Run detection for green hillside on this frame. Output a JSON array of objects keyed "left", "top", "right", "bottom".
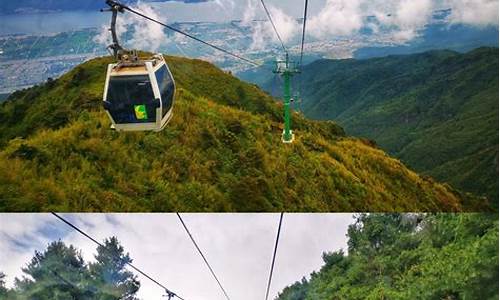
[
  {"left": 277, "top": 213, "right": 498, "bottom": 300},
  {"left": 291, "top": 47, "right": 498, "bottom": 204},
  {"left": 0, "top": 55, "right": 486, "bottom": 212},
  {"left": 0, "top": 94, "right": 10, "bottom": 102}
]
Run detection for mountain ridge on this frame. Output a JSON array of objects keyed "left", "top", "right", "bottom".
[
  {"left": 281, "top": 47, "right": 498, "bottom": 205},
  {"left": 0, "top": 55, "right": 488, "bottom": 212}
]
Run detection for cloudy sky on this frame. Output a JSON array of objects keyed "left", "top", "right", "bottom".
[
  {"left": 2, "top": 0, "right": 498, "bottom": 51},
  {"left": 153, "top": 0, "right": 499, "bottom": 26},
  {"left": 97, "top": 0, "right": 498, "bottom": 53},
  {"left": 153, "top": 0, "right": 499, "bottom": 35},
  {"left": 0, "top": 213, "right": 354, "bottom": 300}
]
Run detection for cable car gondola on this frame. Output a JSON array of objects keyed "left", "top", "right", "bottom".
[
  {"left": 102, "top": 0, "right": 175, "bottom": 132},
  {"left": 103, "top": 53, "right": 175, "bottom": 131}
]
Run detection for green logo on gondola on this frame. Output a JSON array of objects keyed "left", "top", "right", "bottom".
[{"left": 134, "top": 105, "right": 148, "bottom": 120}]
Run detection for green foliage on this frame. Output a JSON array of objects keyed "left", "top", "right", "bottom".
[
  {"left": 12, "top": 240, "right": 94, "bottom": 300},
  {"left": 277, "top": 213, "right": 499, "bottom": 300},
  {"left": 292, "top": 47, "right": 499, "bottom": 205},
  {"left": 89, "top": 237, "right": 140, "bottom": 300},
  {"left": 0, "top": 55, "right": 486, "bottom": 212},
  {"left": 278, "top": 277, "right": 309, "bottom": 300},
  {"left": 0, "top": 238, "right": 139, "bottom": 300},
  {"left": 0, "top": 273, "right": 7, "bottom": 296}
]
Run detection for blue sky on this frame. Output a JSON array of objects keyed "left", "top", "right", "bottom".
[{"left": 0, "top": 213, "right": 354, "bottom": 300}]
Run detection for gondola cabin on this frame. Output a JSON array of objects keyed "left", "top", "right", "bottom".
[{"left": 103, "top": 54, "right": 175, "bottom": 132}]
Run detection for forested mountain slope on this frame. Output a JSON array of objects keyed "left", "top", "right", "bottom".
[
  {"left": 277, "top": 213, "right": 498, "bottom": 300},
  {"left": 289, "top": 48, "right": 498, "bottom": 204},
  {"left": 0, "top": 55, "right": 486, "bottom": 212}
]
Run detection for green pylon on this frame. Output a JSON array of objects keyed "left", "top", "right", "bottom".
[{"left": 274, "top": 53, "right": 299, "bottom": 144}]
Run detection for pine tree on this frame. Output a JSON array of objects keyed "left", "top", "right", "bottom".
[
  {"left": 14, "top": 240, "right": 94, "bottom": 299},
  {"left": 89, "top": 237, "right": 140, "bottom": 300},
  {"left": 0, "top": 272, "right": 8, "bottom": 297}
]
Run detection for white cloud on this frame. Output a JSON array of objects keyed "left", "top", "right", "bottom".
[
  {"left": 242, "top": 0, "right": 300, "bottom": 50},
  {"left": 243, "top": 0, "right": 436, "bottom": 48},
  {"left": 309, "top": 0, "right": 364, "bottom": 38},
  {"left": 94, "top": 2, "right": 169, "bottom": 53},
  {"left": 92, "top": 0, "right": 498, "bottom": 59},
  {"left": 0, "top": 213, "right": 354, "bottom": 300},
  {"left": 376, "top": 0, "right": 434, "bottom": 42},
  {"left": 0, "top": 214, "right": 58, "bottom": 286},
  {"left": 269, "top": 6, "right": 301, "bottom": 43},
  {"left": 127, "top": 3, "right": 168, "bottom": 52},
  {"left": 445, "top": 0, "right": 499, "bottom": 26},
  {"left": 214, "top": 0, "right": 236, "bottom": 18},
  {"left": 241, "top": 0, "right": 265, "bottom": 49}
]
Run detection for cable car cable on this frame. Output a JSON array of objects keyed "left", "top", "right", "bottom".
[
  {"left": 51, "top": 269, "right": 78, "bottom": 289},
  {"left": 258, "top": 0, "right": 287, "bottom": 54},
  {"left": 299, "top": 0, "right": 309, "bottom": 66},
  {"left": 51, "top": 212, "right": 186, "bottom": 300},
  {"left": 105, "top": 0, "right": 261, "bottom": 67},
  {"left": 264, "top": 212, "right": 284, "bottom": 300},
  {"left": 51, "top": 269, "right": 98, "bottom": 297},
  {"left": 176, "top": 213, "right": 231, "bottom": 300}
]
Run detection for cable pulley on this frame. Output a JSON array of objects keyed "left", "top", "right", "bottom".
[{"left": 101, "top": 0, "right": 139, "bottom": 64}]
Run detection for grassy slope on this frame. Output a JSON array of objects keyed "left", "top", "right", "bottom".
[
  {"left": 297, "top": 47, "right": 498, "bottom": 203},
  {"left": 0, "top": 55, "right": 484, "bottom": 212}
]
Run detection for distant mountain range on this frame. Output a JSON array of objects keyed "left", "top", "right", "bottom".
[
  {"left": 354, "top": 21, "right": 499, "bottom": 59},
  {"left": 272, "top": 47, "right": 498, "bottom": 204}
]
